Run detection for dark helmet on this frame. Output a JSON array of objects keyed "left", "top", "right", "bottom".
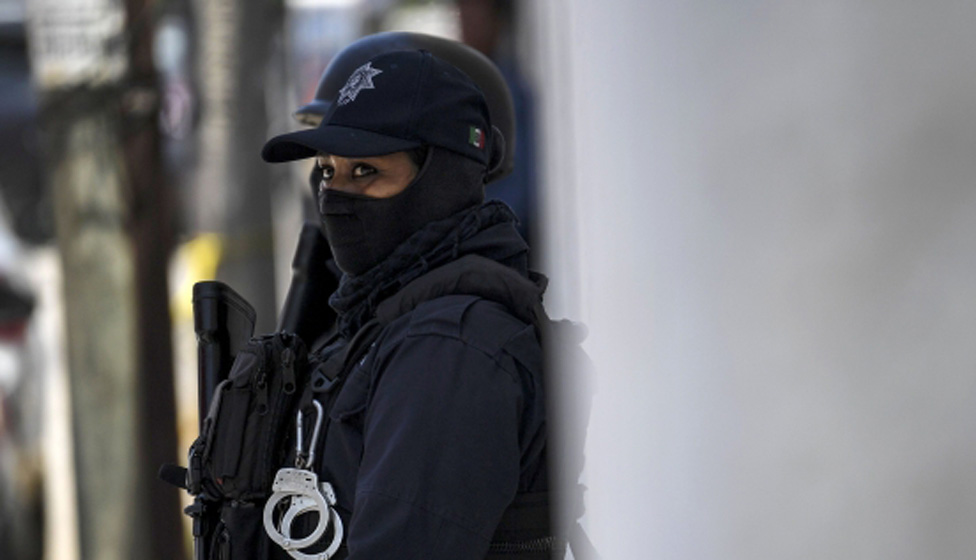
[{"left": 294, "top": 31, "right": 516, "bottom": 183}]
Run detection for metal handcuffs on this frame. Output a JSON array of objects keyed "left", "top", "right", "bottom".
[{"left": 263, "top": 400, "right": 344, "bottom": 559}]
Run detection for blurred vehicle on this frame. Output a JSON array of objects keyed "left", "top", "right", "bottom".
[{"left": 0, "top": 212, "right": 43, "bottom": 560}]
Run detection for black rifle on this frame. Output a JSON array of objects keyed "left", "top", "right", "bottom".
[
  {"left": 185, "top": 281, "right": 256, "bottom": 560},
  {"left": 162, "top": 224, "right": 336, "bottom": 560},
  {"left": 276, "top": 222, "right": 338, "bottom": 345}
]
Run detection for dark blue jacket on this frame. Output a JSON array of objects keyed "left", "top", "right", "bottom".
[{"left": 294, "top": 202, "right": 549, "bottom": 559}]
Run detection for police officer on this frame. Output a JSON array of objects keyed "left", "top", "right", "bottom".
[{"left": 257, "top": 49, "right": 555, "bottom": 559}]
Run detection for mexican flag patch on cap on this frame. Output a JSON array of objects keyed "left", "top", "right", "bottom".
[{"left": 468, "top": 126, "right": 486, "bottom": 149}]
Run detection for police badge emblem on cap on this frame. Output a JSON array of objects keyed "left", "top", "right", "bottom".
[{"left": 337, "top": 62, "right": 383, "bottom": 106}]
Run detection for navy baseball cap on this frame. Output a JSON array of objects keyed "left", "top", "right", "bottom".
[{"left": 262, "top": 50, "right": 494, "bottom": 167}]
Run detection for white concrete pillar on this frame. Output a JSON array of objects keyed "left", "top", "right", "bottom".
[{"left": 527, "top": 2, "right": 976, "bottom": 558}]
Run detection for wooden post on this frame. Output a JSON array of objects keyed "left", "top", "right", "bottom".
[{"left": 121, "top": 0, "right": 187, "bottom": 557}]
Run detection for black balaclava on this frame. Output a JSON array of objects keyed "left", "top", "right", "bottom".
[{"left": 317, "top": 146, "right": 486, "bottom": 276}]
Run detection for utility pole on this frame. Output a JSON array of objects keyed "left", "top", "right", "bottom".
[
  {"left": 122, "top": 0, "right": 187, "bottom": 557},
  {"left": 26, "top": 0, "right": 184, "bottom": 558}
]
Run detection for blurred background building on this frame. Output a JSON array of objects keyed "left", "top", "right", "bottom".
[{"left": 0, "top": 0, "right": 974, "bottom": 558}]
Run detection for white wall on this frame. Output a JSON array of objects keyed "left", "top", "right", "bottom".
[{"left": 527, "top": 2, "right": 976, "bottom": 558}]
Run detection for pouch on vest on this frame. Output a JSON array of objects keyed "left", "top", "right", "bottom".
[{"left": 189, "top": 332, "right": 308, "bottom": 502}]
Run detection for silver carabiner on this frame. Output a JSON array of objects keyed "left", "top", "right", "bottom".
[{"left": 295, "top": 400, "right": 324, "bottom": 470}]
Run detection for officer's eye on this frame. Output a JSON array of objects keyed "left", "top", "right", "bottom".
[
  {"left": 315, "top": 155, "right": 334, "bottom": 178},
  {"left": 352, "top": 164, "right": 376, "bottom": 179},
  {"left": 320, "top": 165, "right": 335, "bottom": 180}
]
